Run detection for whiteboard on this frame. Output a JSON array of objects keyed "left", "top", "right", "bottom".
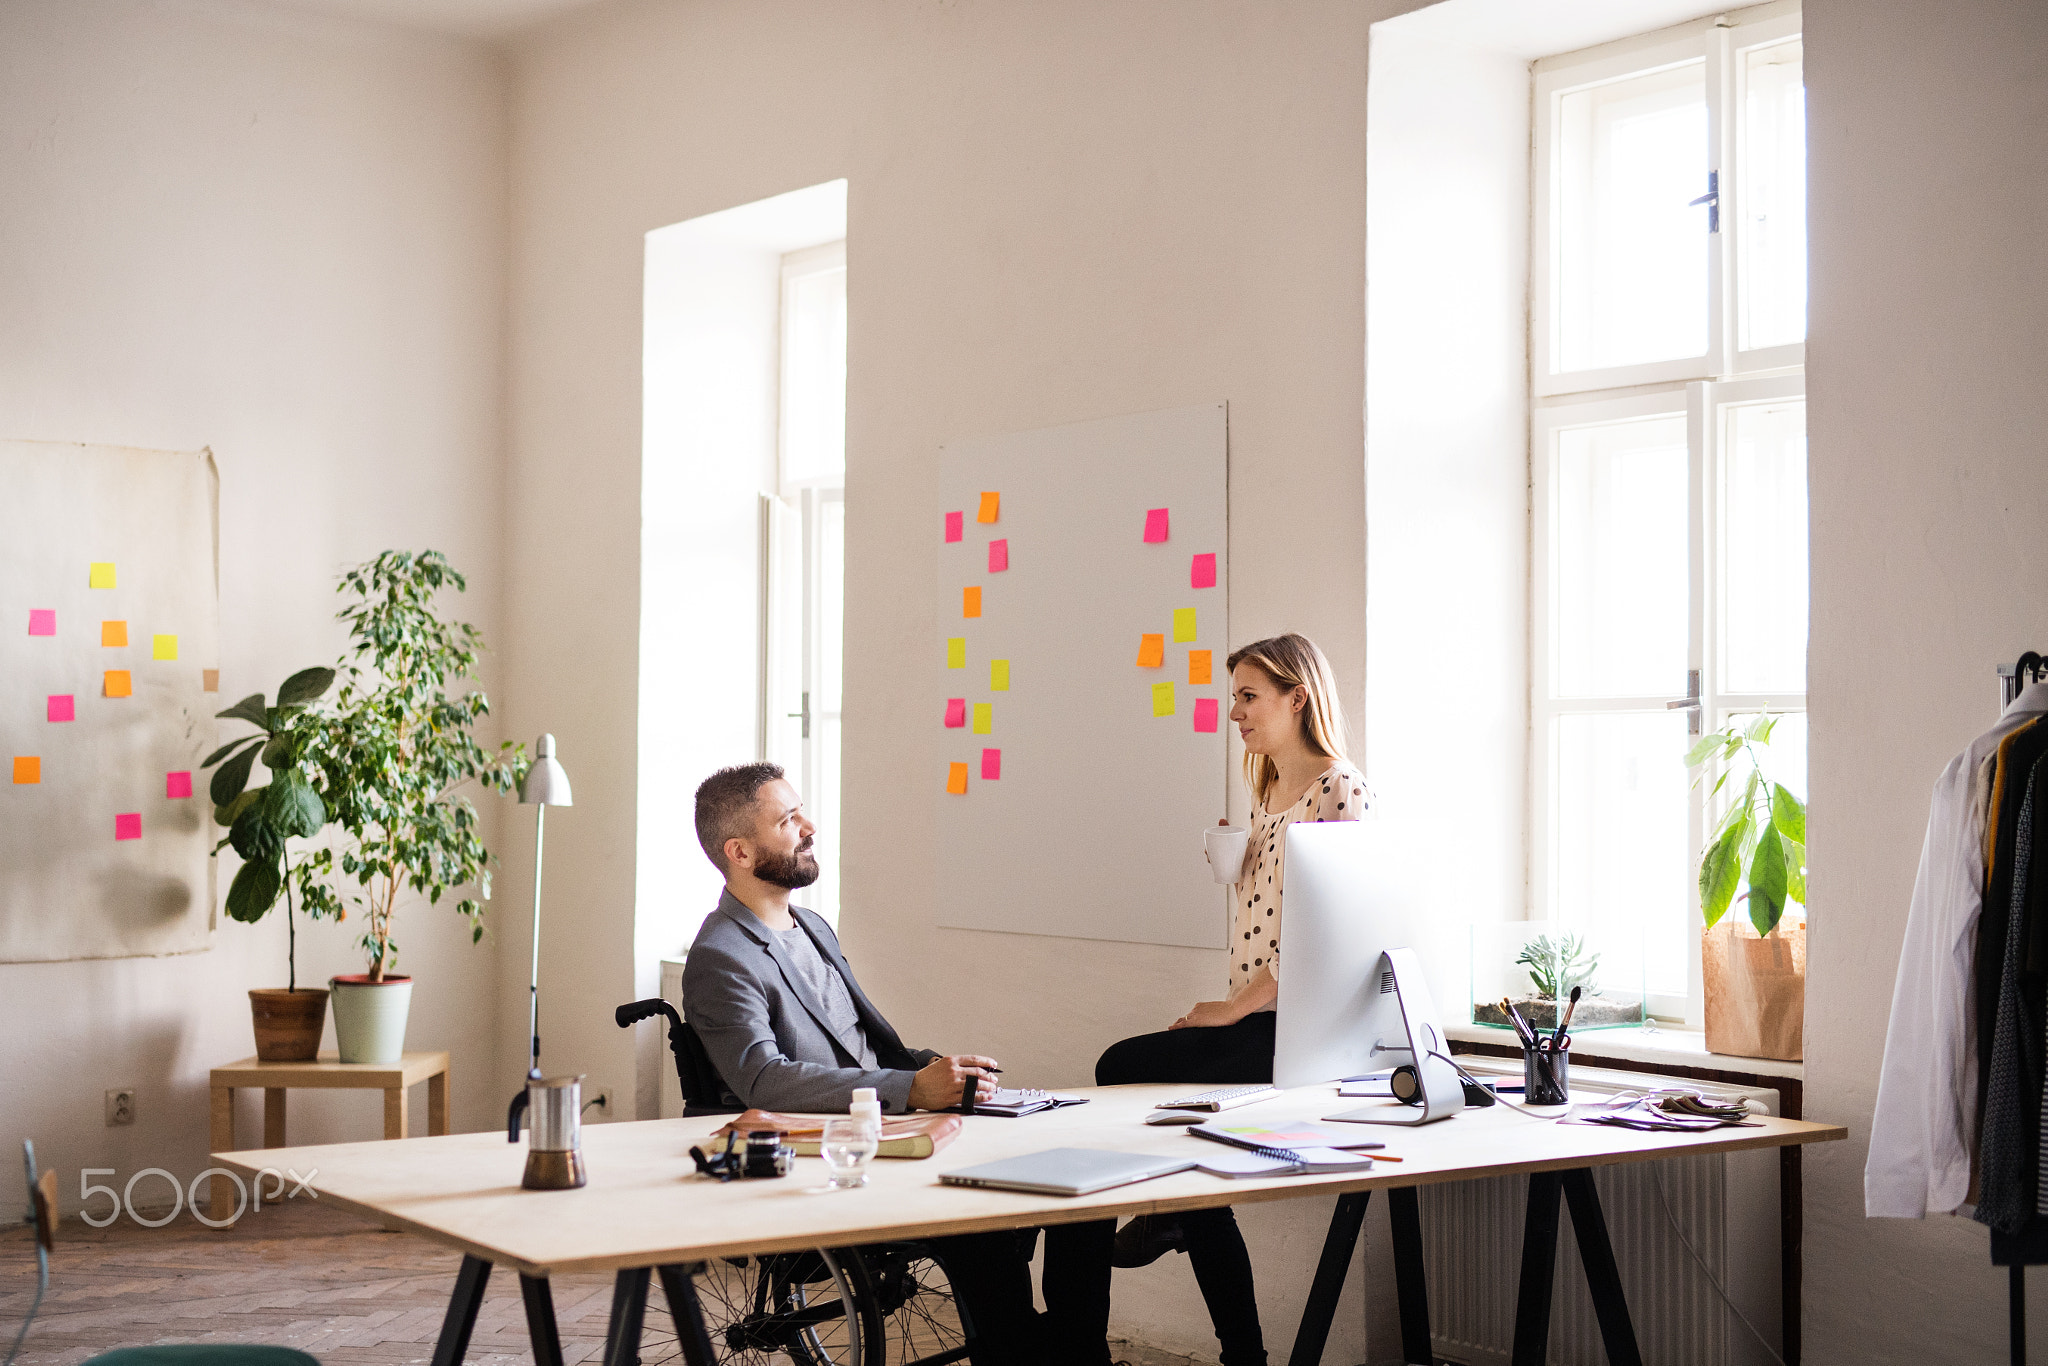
[
  {"left": 0, "top": 441, "right": 221, "bottom": 961},
  {"left": 934, "top": 403, "right": 1228, "bottom": 947}
]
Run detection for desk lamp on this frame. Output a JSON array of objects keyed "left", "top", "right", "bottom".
[{"left": 516, "top": 733, "right": 573, "bottom": 1081}]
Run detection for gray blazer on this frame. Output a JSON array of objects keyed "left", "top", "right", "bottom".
[{"left": 682, "top": 891, "right": 939, "bottom": 1114}]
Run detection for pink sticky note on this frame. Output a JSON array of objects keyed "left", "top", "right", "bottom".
[
  {"left": 115, "top": 813, "right": 141, "bottom": 841},
  {"left": 944, "top": 698, "right": 966, "bottom": 728},
  {"left": 945, "top": 511, "right": 964, "bottom": 543},
  {"left": 989, "top": 538, "right": 1009, "bottom": 572},
  {"left": 1191, "top": 553, "right": 1217, "bottom": 589},
  {"left": 28, "top": 609, "right": 55, "bottom": 636},
  {"left": 1143, "top": 508, "right": 1169, "bottom": 543},
  {"left": 46, "top": 695, "right": 74, "bottom": 723},
  {"left": 167, "top": 771, "right": 193, "bottom": 799},
  {"left": 1194, "top": 698, "right": 1220, "bottom": 733},
  {"left": 981, "top": 748, "right": 1002, "bottom": 780}
]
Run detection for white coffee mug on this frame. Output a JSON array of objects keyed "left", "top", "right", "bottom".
[{"left": 1204, "top": 825, "right": 1249, "bottom": 885}]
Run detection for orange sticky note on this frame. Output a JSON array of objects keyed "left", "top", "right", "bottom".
[
  {"left": 977, "top": 492, "right": 1000, "bottom": 524},
  {"left": 104, "top": 670, "right": 132, "bottom": 698},
  {"left": 12, "top": 756, "right": 39, "bottom": 785},
  {"left": 946, "top": 762, "right": 969, "bottom": 795},
  {"left": 1136, "top": 634, "right": 1165, "bottom": 668},
  {"left": 101, "top": 620, "right": 128, "bottom": 647},
  {"left": 963, "top": 586, "right": 982, "bottom": 618},
  {"left": 1189, "top": 650, "right": 1212, "bottom": 685},
  {"left": 202, "top": 668, "right": 219, "bottom": 692}
]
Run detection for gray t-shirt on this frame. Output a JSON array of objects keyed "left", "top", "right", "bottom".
[{"left": 773, "top": 925, "right": 877, "bottom": 1069}]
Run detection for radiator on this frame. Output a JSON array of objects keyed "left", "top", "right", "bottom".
[{"left": 1421, "top": 1063, "right": 1783, "bottom": 1366}]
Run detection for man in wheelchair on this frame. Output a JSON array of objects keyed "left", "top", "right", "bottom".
[{"left": 682, "top": 763, "right": 1050, "bottom": 1364}]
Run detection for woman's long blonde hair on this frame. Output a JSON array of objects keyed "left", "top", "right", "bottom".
[{"left": 1225, "top": 633, "right": 1350, "bottom": 807}]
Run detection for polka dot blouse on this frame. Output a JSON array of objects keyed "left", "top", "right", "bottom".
[{"left": 1229, "top": 759, "right": 1371, "bottom": 1002}]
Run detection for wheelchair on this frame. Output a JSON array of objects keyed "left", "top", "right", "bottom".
[{"left": 615, "top": 998, "right": 982, "bottom": 1366}]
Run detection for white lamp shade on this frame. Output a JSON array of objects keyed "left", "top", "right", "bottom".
[{"left": 520, "top": 733, "right": 573, "bottom": 806}]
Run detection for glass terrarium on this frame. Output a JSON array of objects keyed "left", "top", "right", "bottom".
[{"left": 1469, "top": 920, "right": 1646, "bottom": 1033}]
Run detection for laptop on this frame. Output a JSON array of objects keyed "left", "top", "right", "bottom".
[{"left": 939, "top": 1148, "right": 1196, "bottom": 1196}]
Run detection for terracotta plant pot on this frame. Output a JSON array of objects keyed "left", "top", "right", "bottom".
[
  {"left": 330, "top": 975, "right": 414, "bottom": 1064},
  {"left": 249, "top": 988, "right": 329, "bottom": 1062}
]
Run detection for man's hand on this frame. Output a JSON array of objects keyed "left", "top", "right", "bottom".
[
  {"left": 1169, "top": 999, "right": 1243, "bottom": 1031},
  {"left": 909, "top": 1054, "right": 1001, "bottom": 1110}
]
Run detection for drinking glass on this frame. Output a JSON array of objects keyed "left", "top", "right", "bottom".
[{"left": 820, "top": 1116, "right": 879, "bottom": 1189}]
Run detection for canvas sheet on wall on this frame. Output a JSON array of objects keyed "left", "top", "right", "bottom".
[
  {"left": 934, "top": 402, "right": 1228, "bottom": 948},
  {"left": 0, "top": 441, "right": 221, "bottom": 962}
]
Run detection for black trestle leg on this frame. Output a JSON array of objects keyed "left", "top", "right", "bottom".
[
  {"left": 430, "top": 1255, "right": 492, "bottom": 1366},
  {"left": 519, "top": 1273, "right": 566, "bottom": 1366},
  {"left": 1513, "top": 1171, "right": 1563, "bottom": 1366},
  {"left": 1287, "top": 1190, "right": 1372, "bottom": 1366},
  {"left": 1388, "top": 1186, "right": 1432, "bottom": 1365},
  {"left": 1561, "top": 1168, "right": 1643, "bottom": 1366},
  {"left": 603, "top": 1266, "right": 651, "bottom": 1366},
  {"left": 2014, "top": 1264, "right": 2027, "bottom": 1366},
  {"left": 658, "top": 1262, "right": 719, "bottom": 1366}
]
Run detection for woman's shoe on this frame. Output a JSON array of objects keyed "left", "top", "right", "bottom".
[{"left": 1110, "top": 1214, "right": 1187, "bottom": 1267}]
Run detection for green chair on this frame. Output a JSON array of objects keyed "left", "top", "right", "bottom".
[{"left": 10, "top": 1141, "right": 320, "bottom": 1366}]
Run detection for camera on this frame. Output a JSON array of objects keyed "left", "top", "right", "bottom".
[{"left": 691, "top": 1128, "right": 795, "bottom": 1182}]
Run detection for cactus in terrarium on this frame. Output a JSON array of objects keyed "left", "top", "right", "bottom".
[{"left": 1515, "top": 933, "right": 1600, "bottom": 1002}]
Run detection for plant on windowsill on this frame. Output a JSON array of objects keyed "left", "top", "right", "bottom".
[{"left": 1687, "top": 714, "right": 1807, "bottom": 1060}]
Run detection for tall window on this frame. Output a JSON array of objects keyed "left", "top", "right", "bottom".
[
  {"left": 1531, "top": 4, "right": 1805, "bottom": 1020},
  {"left": 765, "top": 241, "right": 847, "bottom": 923}
]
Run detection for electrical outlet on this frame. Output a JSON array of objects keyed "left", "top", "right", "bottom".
[
  {"left": 105, "top": 1088, "right": 135, "bottom": 1126},
  {"left": 584, "top": 1088, "right": 612, "bottom": 1118}
]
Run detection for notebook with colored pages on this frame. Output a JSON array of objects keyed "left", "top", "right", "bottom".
[
  {"left": 715, "top": 1110, "right": 963, "bottom": 1159},
  {"left": 1188, "top": 1119, "right": 1387, "bottom": 1154}
]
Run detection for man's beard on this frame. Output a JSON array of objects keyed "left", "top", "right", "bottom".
[{"left": 755, "top": 838, "right": 820, "bottom": 889}]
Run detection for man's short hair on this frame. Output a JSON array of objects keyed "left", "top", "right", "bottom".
[{"left": 694, "top": 762, "right": 785, "bottom": 874}]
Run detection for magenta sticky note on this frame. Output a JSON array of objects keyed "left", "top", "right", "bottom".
[
  {"left": 28, "top": 609, "right": 55, "bottom": 636},
  {"left": 1143, "top": 508, "right": 1169, "bottom": 543},
  {"left": 115, "top": 813, "right": 141, "bottom": 841},
  {"left": 166, "top": 771, "right": 193, "bottom": 799},
  {"left": 944, "top": 698, "right": 966, "bottom": 728},
  {"left": 1194, "top": 698, "right": 1220, "bottom": 733},
  {"left": 981, "top": 748, "right": 1002, "bottom": 780},
  {"left": 46, "top": 695, "right": 74, "bottom": 723},
  {"left": 1191, "top": 553, "right": 1217, "bottom": 589},
  {"left": 945, "top": 511, "right": 964, "bottom": 543},
  {"left": 989, "top": 538, "right": 1009, "bottom": 572}
]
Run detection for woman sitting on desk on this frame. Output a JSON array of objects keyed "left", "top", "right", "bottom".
[{"left": 1066, "top": 632, "right": 1370, "bottom": 1366}]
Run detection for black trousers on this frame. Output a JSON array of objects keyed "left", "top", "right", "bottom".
[
  {"left": 1050, "top": 1014, "right": 1277, "bottom": 1366},
  {"left": 929, "top": 1230, "right": 1046, "bottom": 1365}
]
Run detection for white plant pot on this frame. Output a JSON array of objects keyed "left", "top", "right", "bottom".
[{"left": 329, "top": 975, "right": 414, "bottom": 1064}]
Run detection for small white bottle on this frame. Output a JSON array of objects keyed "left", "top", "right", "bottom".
[{"left": 824, "top": 1087, "right": 884, "bottom": 1189}]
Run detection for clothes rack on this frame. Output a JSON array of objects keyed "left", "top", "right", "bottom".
[{"left": 1996, "top": 650, "right": 2048, "bottom": 1366}]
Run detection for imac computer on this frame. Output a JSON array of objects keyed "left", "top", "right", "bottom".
[{"left": 1272, "top": 821, "right": 1465, "bottom": 1121}]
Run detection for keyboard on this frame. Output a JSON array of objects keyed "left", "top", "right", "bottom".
[{"left": 1156, "top": 1083, "right": 1284, "bottom": 1113}]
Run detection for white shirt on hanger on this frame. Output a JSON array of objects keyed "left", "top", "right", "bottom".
[{"left": 1868, "top": 681, "right": 2048, "bottom": 1218}]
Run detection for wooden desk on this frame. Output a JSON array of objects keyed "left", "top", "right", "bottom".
[
  {"left": 208, "top": 1052, "right": 449, "bottom": 1222},
  {"left": 215, "top": 1082, "right": 1841, "bottom": 1366}
]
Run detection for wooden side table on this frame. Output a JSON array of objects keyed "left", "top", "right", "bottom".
[{"left": 208, "top": 1051, "right": 450, "bottom": 1221}]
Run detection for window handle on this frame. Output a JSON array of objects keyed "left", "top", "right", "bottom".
[
  {"left": 1665, "top": 670, "right": 1703, "bottom": 736},
  {"left": 787, "top": 691, "right": 810, "bottom": 740},
  {"left": 1688, "top": 171, "right": 1720, "bottom": 233}
]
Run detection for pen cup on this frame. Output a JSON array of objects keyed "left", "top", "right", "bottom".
[{"left": 1523, "top": 1042, "right": 1569, "bottom": 1105}]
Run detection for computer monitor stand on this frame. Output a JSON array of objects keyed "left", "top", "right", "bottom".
[{"left": 1323, "top": 948, "right": 1466, "bottom": 1127}]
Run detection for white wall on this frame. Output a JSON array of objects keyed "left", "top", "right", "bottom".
[
  {"left": 1803, "top": 0, "right": 2048, "bottom": 1359},
  {"left": 0, "top": 0, "right": 511, "bottom": 1209}
]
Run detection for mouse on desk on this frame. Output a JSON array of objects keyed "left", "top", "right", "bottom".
[{"left": 1144, "top": 1109, "right": 1207, "bottom": 1125}]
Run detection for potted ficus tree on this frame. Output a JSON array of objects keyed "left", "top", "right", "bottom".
[
  {"left": 1688, "top": 714, "right": 1808, "bottom": 1060},
  {"left": 202, "top": 666, "right": 341, "bottom": 1061},
  {"left": 296, "top": 550, "right": 526, "bottom": 1064}
]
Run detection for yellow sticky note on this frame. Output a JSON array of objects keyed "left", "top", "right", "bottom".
[
  {"left": 977, "top": 491, "right": 1000, "bottom": 524},
  {"left": 963, "top": 586, "right": 982, "bottom": 619},
  {"left": 1189, "top": 649, "right": 1212, "bottom": 685},
  {"left": 1173, "top": 608, "right": 1197, "bottom": 643},
  {"left": 1136, "top": 634, "right": 1165, "bottom": 668},
  {"left": 13, "top": 756, "right": 40, "bottom": 785},
  {"left": 101, "top": 620, "right": 128, "bottom": 647},
  {"left": 104, "top": 670, "right": 131, "bottom": 698},
  {"left": 991, "top": 659, "right": 1010, "bottom": 691},
  {"left": 972, "top": 703, "right": 992, "bottom": 734},
  {"left": 153, "top": 634, "right": 178, "bottom": 661},
  {"left": 1152, "top": 681, "right": 1176, "bottom": 717},
  {"left": 947, "top": 637, "right": 966, "bottom": 669},
  {"left": 89, "top": 562, "right": 116, "bottom": 589},
  {"left": 946, "top": 762, "right": 969, "bottom": 795}
]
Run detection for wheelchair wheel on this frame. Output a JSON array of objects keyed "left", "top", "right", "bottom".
[
  {"left": 649, "top": 1249, "right": 882, "bottom": 1365},
  {"left": 860, "top": 1243, "right": 973, "bottom": 1366}
]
